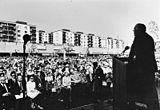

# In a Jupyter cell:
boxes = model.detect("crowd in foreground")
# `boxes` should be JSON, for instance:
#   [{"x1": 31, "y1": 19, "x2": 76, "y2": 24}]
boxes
[{"x1": 0, "y1": 55, "x2": 113, "y2": 110}]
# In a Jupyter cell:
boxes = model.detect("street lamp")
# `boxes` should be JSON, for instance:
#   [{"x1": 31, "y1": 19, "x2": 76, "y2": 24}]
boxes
[{"x1": 22, "y1": 34, "x2": 31, "y2": 98}]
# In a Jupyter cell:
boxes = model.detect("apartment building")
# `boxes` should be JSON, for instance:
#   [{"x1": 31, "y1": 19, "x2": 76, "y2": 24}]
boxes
[
  {"x1": 92, "y1": 35, "x2": 100, "y2": 48},
  {"x1": 87, "y1": 34, "x2": 94, "y2": 48},
  {"x1": 80, "y1": 33, "x2": 88, "y2": 47},
  {"x1": 0, "y1": 20, "x2": 16, "y2": 42},
  {"x1": 29, "y1": 25, "x2": 36, "y2": 43},
  {"x1": 36, "y1": 30, "x2": 49, "y2": 43},
  {"x1": 50, "y1": 29, "x2": 74, "y2": 45},
  {"x1": 101, "y1": 39, "x2": 107, "y2": 48},
  {"x1": 74, "y1": 32, "x2": 82, "y2": 46},
  {"x1": 49, "y1": 30, "x2": 63, "y2": 45},
  {"x1": 16, "y1": 21, "x2": 30, "y2": 42}
]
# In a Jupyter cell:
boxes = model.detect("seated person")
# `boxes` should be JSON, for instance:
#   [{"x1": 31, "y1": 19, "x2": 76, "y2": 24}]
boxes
[
  {"x1": 26, "y1": 75, "x2": 44, "y2": 109},
  {"x1": 10, "y1": 74, "x2": 26, "y2": 110},
  {"x1": 0, "y1": 73, "x2": 13, "y2": 110}
]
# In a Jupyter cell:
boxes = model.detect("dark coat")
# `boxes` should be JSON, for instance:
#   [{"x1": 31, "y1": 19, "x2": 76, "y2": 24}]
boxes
[
  {"x1": 128, "y1": 32, "x2": 158, "y2": 95},
  {"x1": 0, "y1": 83, "x2": 12, "y2": 109},
  {"x1": 8, "y1": 79, "x2": 26, "y2": 96}
]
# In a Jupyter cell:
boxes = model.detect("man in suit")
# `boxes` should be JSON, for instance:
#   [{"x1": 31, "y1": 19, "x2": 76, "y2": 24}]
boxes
[
  {"x1": 128, "y1": 23, "x2": 159, "y2": 110},
  {"x1": 10, "y1": 74, "x2": 26, "y2": 110},
  {"x1": 0, "y1": 73, "x2": 12, "y2": 110}
]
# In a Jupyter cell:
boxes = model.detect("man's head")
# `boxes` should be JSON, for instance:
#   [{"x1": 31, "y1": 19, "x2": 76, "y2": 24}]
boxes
[
  {"x1": 134, "y1": 23, "x2": 146, "y2": 36},
  {"x1": 17, "y1": 74, "x2": 22, "y2": 82},
  {"x1": 10, "y1": 71, "x2": 16, "y2": 79}
]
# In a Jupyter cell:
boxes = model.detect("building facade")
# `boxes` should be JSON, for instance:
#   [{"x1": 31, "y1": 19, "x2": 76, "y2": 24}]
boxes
[
  {"x1": 50, "y1": 29, "x2": 75, "y2": 46},
  {"x1": 101, "y1": 39, "x2": 107, "y2": 48},
  {"x1": 0, "y1": 20, "x2": 16, "y2": 42},
  {"x1": 36, "y1": 30, "x2": 49, "y2": 44},
  {"x1": 0, "y1": 20, "x2": 36, "y2": 43},
  {"x1": 87, "y1": 34, "x2": 94, "y2": 48},
  {"x1": 92, "y1": 35, "x2": 100, "y2": 48},
  {"x1": 16, "y1": 21, "x2": 30, "y2": 42},
  {"x1": 74, "y1": 32, "x2": 82, "y2": 46},
  {"x1": 80, "y1": 33, "x2": 88, "y2": 47},
  {"x1": 29, "y1": 25, "x2": 36, "y2": 43}
]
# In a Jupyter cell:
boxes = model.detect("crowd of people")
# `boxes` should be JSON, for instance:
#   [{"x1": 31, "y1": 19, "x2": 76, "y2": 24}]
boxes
[{"x1": 0, "y1": 55, "x2": 113, "y2": 110}]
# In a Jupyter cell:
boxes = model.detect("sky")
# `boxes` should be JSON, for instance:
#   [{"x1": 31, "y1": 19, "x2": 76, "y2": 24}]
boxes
[{"x1": 0, "y1": 0, "x2": 160, "y2": 45}]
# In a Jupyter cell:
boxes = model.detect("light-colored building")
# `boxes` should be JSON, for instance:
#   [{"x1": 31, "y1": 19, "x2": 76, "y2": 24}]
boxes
[
  {"x1": 50, "y1": 29, "x2": 75, "y2": 45},
  {"x1": 107, "y1": 37, "x2": 113, "y2": 49},
  {"x1": 16, "y1": 21, "x2": 30, "y2": 42},
  {"x1": 92, "y1": 35, "x2": 99, "y2": 48},
  {"x1": 101, "y1": 39, "x2": 107, "y2": 48},
  {"x1": 80, "y1": 33, "x2": 88, "y2": 47},
  {"x1": 65, "y1": 30, "x2": 74, "y2": 46},
  {"x1": 50, "y1": 30, "x2": 63, "y2": 45}
]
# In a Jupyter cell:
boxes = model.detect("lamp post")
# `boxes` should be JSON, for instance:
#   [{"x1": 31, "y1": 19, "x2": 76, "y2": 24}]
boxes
[{"x1": 23, "y1": 34, "x2": 31, "y2": 98}]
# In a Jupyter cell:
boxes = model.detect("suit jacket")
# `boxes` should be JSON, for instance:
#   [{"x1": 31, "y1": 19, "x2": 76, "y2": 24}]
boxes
[
  {"x1": 0, "y1": 83, "x2": 11, "y2": 103},
  {"x1": 8, "y1": 79, "x2": 26, "y2": 96}
]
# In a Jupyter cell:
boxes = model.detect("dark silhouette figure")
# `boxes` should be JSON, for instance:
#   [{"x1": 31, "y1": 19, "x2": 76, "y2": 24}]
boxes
[
  {"x1": 127, "y1": 23, "x2": 159, "y2": 110},
  {"x1": 92, "y1": 62, "x2": 105, "y2": 102}
]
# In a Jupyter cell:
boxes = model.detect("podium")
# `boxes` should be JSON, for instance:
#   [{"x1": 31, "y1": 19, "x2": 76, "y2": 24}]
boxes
[{"x1": 112, "y1": 56, "x2": 128, "y2": 110}]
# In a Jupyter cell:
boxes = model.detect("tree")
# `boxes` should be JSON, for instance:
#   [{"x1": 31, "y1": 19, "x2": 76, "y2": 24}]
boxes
[{"x1": 148, "y1": 21, "x2": 159, "y2": 41}]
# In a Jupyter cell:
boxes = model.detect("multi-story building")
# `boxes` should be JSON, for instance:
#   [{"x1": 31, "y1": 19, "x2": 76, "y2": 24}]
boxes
[
  {"x1": 36, "y1": 30, "x2": 49, "y2": 43},
  {"x1": 49, "y1": 30, "x2": 63, "y2": 45},
  {"x1": 16, "y1": 21, "x2": 36, "y2": 43},
  {"x1": 74, "y1": 32, "x2": 82, "y2": 46},
  {"x1": 87, "y1": 34, "x2": 94, "y2": 48},
  {"x1": 16, "y1": 21, "x2": 30, "y2": 42},
  {"x1": 107, "y1": 37, "x2": 113, "y2": 49},
  {"x1": 80, "y1": 33, "x2": 88, "y2": 47},
  {"x1": 48, "y1": 32, "x2": 54, "y2": 44},
  {"x1": 29, "y1": 25, "x2": 36, "y2": 43},
  {"x1": 44, "y1": 33, "x2": 49, "y2": 43},
  {"x1": 101, "y1": 39, "x2": 107, "y2": 48},
  {"x1": 0, "y1": 20, "x2": 16, "y2": 42},
  {"x1": 62, "y1": 29, "x2": 74, "y2": 45},
  {"x1": 50, "y1": 29, "x2": 74, "y2": 46},
  {"x1": 0, "y1": 20, "x2": 36, "y2": 43},
  {"x1": 92, "y1": 35, "x2": 99, "y2": 48},
  {"x1": 112, "y1": 39, "x2": 118, "y2": 49}
]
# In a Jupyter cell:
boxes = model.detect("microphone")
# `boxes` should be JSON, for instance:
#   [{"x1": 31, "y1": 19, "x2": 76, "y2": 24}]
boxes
[{"x1": 121, "y1": 46, "x2": 130, "y2": 55}]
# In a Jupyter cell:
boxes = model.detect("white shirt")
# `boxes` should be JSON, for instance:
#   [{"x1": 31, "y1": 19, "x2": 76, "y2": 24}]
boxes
[
  {"x1": 26, "y1": 81, "x2": 40, "y2": 99},
  {"x1": 62, "y1": 76, "x2": 71, "y2": 88}
]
